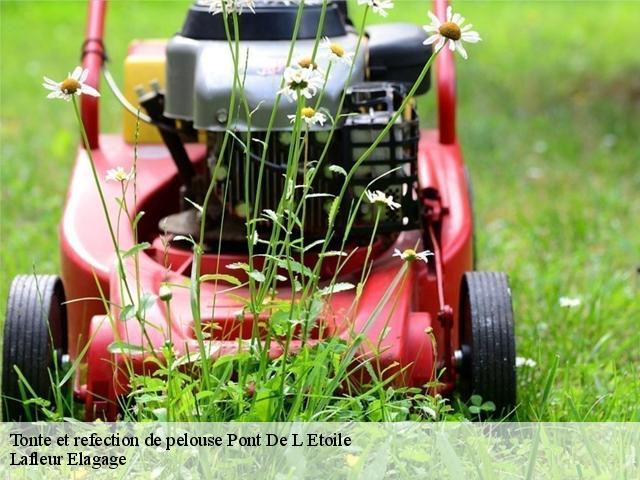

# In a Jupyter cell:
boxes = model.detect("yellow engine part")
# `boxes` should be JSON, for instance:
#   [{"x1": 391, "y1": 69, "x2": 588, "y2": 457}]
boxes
[{"x1": 122, "y1": 40, "x2": 167, "y2": 144}]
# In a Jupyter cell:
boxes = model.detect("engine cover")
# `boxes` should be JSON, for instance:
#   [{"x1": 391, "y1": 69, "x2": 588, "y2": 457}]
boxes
[{"x1": 165, "y1": 20, "x2": 365, "y2": 131}]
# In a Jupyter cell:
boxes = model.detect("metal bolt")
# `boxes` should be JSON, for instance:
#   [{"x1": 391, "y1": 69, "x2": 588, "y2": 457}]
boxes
[
  {"x1": 134, "y1": 85, "x2": 146, "y2": 98},
  {"x1": 454, "y1": 349, "x2": 464, "y2": 368},
  {"x1": 216, "y1": 109, "x2": 228, "y2": 124},
  {"x1": 150, "y1": 79, "x2": 161, "y2": 92}
]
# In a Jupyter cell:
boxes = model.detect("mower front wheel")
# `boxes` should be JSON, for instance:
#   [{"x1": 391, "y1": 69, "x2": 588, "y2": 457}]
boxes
[
  {"x1": 2, "y1": 275, "x2": 68, "y2": 420},
  {"x1": 457, "y1": 271, "x2": 516, "y2": 415}
]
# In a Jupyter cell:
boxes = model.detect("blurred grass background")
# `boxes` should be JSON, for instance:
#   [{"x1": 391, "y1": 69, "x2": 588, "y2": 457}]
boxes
[{"x1": 1, "y1": 1, "x2": 638, "y2": 420}]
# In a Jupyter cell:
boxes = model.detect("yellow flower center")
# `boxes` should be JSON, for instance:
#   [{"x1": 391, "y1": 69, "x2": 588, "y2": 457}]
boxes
[
  {"x1": 329, "y1": 43, "x2": 345, "y2": 58},
  {"x1": 60, "y1": 78, "x2": 81, "y2": 94},
  {"x1": 301, "y1": 107, "x2": 316, "y2": 119},
  {"x1": 298, "y1": 56, "x2": 318, "y2": 70},
  {"x1": 439, "y1": 22, "x2": 462, "y2": 41},
  {"x1": 402, "y1": 249, "x2": 417, "y2": 261}
]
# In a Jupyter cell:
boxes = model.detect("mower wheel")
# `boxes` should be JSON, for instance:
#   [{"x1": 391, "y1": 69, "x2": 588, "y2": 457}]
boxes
[
  {"x1": 2, "y1": 275, "x2": 67, "y2": 421},
  {"x1": 458, "y1": 271, "x2": 516, "y2": 415}
]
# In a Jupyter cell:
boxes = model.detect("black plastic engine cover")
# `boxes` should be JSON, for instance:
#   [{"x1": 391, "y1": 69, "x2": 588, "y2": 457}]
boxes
[{"x1": 366, "y1": 23, "x2": 432, "y2": 95}]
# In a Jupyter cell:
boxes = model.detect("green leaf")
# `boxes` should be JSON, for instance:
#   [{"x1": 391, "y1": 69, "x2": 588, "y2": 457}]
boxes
[
  {"x1": 132, "y1": 211, "x2": 145, "y2": 230},
  {"x1": 121, "y1": 242, "x2": 151, "y2": 259},
  {"x1": 248, "y1": 270, "x2": 266, "y2": 283},
  {"x1": 107, "y1": 341, "x2": 146, "y2": 355},
  {"x1": 470, "y1": 394, "x2": 482, "y2": 406},
  {"x1": 265, "y1": 255, "x2": 315, "y2": 279},
  {"x1": 318, "y1": 282, "x2": 355, "y2": 296},
  {"x1": 269, "y1": 309, "x2": 294, "y2": 337},
  {"x1": 153, "y1": 408, "x2": 168, "y2": 422},
  {"x1": 172, "y1": 235, "x2": 195, "y2": 245},
  {"x1": 328, "y1": 165, "x2": 347, "y2": 177},
  {"x1": 481, "y1": 401, "x2": 496, "y2": 412},
  {"x1": 253, "y1": 388, "x2": 273, "y2": 422},
  {"x1": 328, "y1": 197, "x2": 339, "y2": 221},
  {"x1": 138, "y1": 293, "x2": 158, "y2": 317},
  {"x1": 305, "y1": 193, "x2": 335, "y2": 199},
  {"x1": 226, "y1": 262, "x2": 250, "y2": 271},
  {"x1": 120, "y1": 304, "x2": 136, "y2": 321},
  {"x1": 200, "y1": 274, "x2": 242, "y2": 286},
  {"x1": 184, "y1": 197, "x2": 203, "y2": 213},
  {"x1": 468, "y1": 405, "x2": 481, "y2": 415},
  {"x1": 303, "y1": 239, "x2": 325, "y2": 252},
  {"x1": 195, "y1": 391, "x2": 215, "y2": 401}
]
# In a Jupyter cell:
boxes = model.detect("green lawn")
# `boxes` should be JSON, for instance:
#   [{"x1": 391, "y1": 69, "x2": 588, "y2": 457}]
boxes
[{"x1": 1, "y1": 1, "x2": 638, "y2": 420}]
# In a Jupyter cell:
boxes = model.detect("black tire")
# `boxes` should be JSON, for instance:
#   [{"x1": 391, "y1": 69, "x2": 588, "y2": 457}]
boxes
[
  {"x1": 458, "y1": 271, "x2": 516, "y2": 414},
  {"x1": 2, "y1": 275, "x2": 67, "y2": 420}
]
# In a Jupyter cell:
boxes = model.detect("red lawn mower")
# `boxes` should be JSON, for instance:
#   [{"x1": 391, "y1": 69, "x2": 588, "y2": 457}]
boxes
[{"x1": 2, "y1": 0, "x2": 516, "y2": 420}]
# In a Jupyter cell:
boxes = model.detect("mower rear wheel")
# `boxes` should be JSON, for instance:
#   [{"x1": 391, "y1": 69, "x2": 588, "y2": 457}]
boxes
[
  {"x1": 2, "y1": 275, "x2": 67, "y2": 420},
  {"x1": 458, "y1": 271, "x2": 516, "y2": 415}
]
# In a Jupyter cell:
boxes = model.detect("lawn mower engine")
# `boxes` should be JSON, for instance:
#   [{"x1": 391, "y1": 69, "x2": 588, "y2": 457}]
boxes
[
  {"x1": 155, "y1": 1, "x2": 428, "y2": 246},
  {"x1": 1, "y1": 0, "x2": 517, "y2": 421}
]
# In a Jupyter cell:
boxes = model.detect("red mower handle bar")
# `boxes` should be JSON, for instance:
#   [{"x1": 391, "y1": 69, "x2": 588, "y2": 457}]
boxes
[
  {"x1": 79, "y1": 0, "x2": 456, "y2": 149},
  {"x1": 434, "y1": 0, "x2": 457, "y2": 144},
  {"x1": 81, "y1": 0, "x2": 107, "y2": 150}
]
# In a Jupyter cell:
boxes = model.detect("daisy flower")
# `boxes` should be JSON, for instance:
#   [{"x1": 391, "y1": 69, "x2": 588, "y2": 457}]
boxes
[
  {"x1": 357, "y1": 0, "x2": 394, "y2": 18},
  {"x1": 42, "y1": 66, "x2": 100, "y2": 101},
  {"x1": 515, "y1": 357, "x2": 537, "y2": 368},
  {"x1": 559, "y1": 296, "x2": 581, "y2": 308},
  {"x1": 365, "y1": 190, "x2": 400, "y2": 210},
  {"x1": 296, "y1": 55, "x2": 320, "y2": 71},
  {"x1": 158, "y1": 284, "x2": 173, "y2": 302},
  {"x1": 201, "y1": 0, "x2": 255, "y2": 15},
  {"x1": 288, "y1": 107, "x2": 327, "y2": 126},
  {"x1": 278, "y1": 65, "x2": 324, "y2": 102},
  {"x1": 423, "y1": 6, "x2": 481, "y2": 59},
  {"x1": 105, "y1": 166, "x2": 133, "y2": 183},
  {"x1": 322, "y1": 37, "x2": 353, "y2": 66},
  {"x1": 393, "y1": 248, "x2": 433, "y2": 264}
]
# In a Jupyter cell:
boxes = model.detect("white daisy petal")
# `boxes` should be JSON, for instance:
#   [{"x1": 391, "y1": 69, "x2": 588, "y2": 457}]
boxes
[
  {"x1": 80, "y1": 84, "x2": 100, "y2": 97},
  {"x1": 462, "y1": 31, "x2": 482, "y2": 43},
  {"x1": 79, "y1": 68, "x2": 89, "y2": 83},
  {"x1": 365, "y1": 190, "x2": 401, "y2": 210},
  {"x1": 71, "y1": 66, "x2": 83, "y2": 80},
  {"x1": 358, "y1": 0, "x2": 394, "y2": 18},
  {"x1": 427, "y1": 11, "x2": 440, "y2": 25},
  {"x1": 455, "y1": 41, "x2": 468, "y2": 60},
  {"x1": 423, "y1": 33, "x2": 440, "y2": 45}
]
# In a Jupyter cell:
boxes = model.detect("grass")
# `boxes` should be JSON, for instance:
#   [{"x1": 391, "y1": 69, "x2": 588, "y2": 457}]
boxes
[{"x1": 1, "y1": 1, "x2": 639, "y2": 421}]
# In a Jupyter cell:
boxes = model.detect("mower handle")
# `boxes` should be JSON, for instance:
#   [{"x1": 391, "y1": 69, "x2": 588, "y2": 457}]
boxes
[
  {"x1": 81, "y1": 0, "x2": 107, "y2": 150},
  {"x1": 79, "y1": 0, "x2": 456, "y2": 148},
  {"x1": 434, "y1": 0, "x2": 457, "y2": 144}
]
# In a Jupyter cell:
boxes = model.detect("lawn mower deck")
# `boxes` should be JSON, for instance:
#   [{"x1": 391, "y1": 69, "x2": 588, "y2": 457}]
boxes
[{"x1": 2, "y1": 0, "x2": 516, "y2": 421}]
